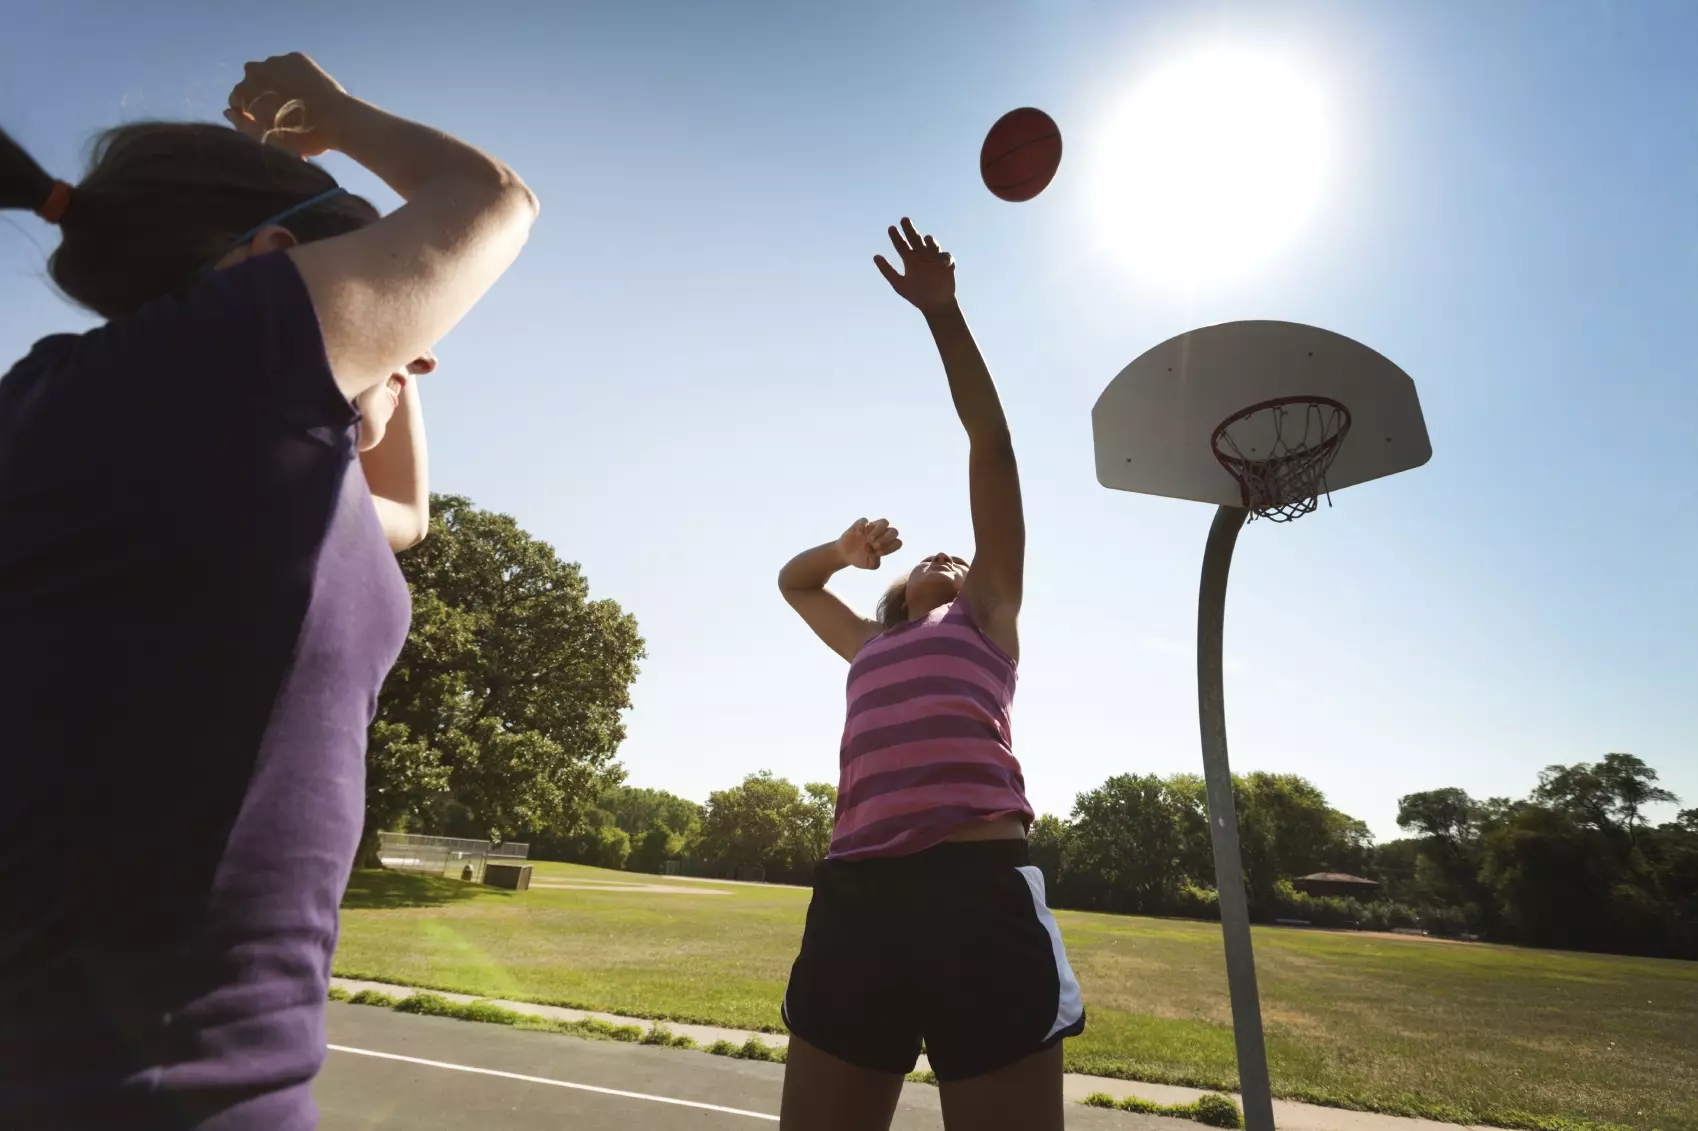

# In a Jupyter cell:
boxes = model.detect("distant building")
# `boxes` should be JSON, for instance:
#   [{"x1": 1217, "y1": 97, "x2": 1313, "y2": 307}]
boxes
[{"x1": 1294, "y1": 872, "x2": 1380, "y2": 901}]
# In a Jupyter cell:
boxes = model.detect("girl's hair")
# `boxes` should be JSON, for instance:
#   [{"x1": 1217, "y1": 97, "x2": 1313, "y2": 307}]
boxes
[
  {"x1": 876, "y1": 576, "x2": 910, "y2": 628},
  {"x1": 1, "y1": 122, "x2": 377, "y2": 320}
]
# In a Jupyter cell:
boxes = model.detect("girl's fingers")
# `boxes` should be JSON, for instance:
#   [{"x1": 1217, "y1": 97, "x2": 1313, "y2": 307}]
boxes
[
  {"x1": 874, "y1": 255, "x2": 903, "y2": 287},
  {"x1": 887, "y1": 225, "x2": 911, "y2": 258}
]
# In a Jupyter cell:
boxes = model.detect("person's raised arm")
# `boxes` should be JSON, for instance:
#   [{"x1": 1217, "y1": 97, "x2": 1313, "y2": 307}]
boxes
[
  {"x1": 223, "y1": 52, "x2": 539, "y2": 403},
  {"x1": 874, "y1": 219, "x2": 1023, "y2": 658},
  {"x1": 779, "y1": 519, "x2": 901, "y2": 663}
]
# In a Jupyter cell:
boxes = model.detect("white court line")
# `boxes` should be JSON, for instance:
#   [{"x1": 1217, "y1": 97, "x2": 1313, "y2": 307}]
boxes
[{"x1": 327, "y1": 1044, "x2": 779, "y2": 1122}]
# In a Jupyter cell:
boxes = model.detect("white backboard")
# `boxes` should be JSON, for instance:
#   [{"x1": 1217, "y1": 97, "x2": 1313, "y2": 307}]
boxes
[{"x1": 1093, "y1": 320, "x2": 1431, "y2": 507}]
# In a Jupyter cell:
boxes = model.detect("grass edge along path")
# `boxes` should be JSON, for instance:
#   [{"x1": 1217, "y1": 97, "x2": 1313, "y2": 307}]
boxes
[
  {"x1": 325, "y1": 973, "x2": 1654, "y2": 1131},
  {"x1": 327, "y1": 986, "x2": 1246, "y2": 1127}
]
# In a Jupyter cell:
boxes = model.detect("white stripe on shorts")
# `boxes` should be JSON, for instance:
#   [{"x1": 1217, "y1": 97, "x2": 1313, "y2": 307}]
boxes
[{"x1": 1015, "y1": 865, "x2": 1084, "y2": 1041}]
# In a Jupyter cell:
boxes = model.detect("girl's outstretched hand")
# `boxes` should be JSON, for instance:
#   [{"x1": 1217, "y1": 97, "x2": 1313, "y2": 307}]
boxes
[
  {"x1": 836, "y1": 518, "x2": 902, "y2": 570},
  {"x1": 225, "y1": 52, "x2": 354, "y2": 157},
  {"x1": 874, "y1": 218, "x2": 956, "y2": 315}
]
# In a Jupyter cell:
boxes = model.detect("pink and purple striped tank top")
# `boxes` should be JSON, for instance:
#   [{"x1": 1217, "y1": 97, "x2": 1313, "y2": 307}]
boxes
[{"x1": 830, "y1": 598, "x2": 1034, "y2": 860}]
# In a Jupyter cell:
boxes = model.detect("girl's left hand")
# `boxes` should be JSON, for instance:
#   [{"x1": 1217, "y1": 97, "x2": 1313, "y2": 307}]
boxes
[{"x1": 874, "y1": 218, "x2": 956, "y2": 315}]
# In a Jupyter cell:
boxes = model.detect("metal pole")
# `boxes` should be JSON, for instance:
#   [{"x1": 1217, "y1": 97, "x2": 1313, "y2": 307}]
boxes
[{"x1": 1197, "y1": 504, "x2": 1275, "y2": 1131}]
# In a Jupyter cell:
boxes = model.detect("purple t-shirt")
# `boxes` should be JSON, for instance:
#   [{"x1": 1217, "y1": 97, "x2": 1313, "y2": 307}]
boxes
[{"x1": 0, "y1": 253, "x2": 411, "y2": 1129}]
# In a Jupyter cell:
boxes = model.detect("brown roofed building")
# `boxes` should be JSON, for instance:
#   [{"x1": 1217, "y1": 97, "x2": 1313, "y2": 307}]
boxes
[{"x1": 1293, "y1": 872, "x2": 1380, "y2": 901}]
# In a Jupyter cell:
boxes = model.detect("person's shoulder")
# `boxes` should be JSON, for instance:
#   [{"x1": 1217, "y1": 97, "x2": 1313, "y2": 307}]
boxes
[
  {"x1": 124, "y1": 251, "x2": 320, "y2": 343},
  {"x1": 2, "y1": 333, "x2": 80, "y2": 383},
  {"x1": 946, "y1": 597, "x2": 1018, "y2": 667},
  {"x1": 38, "y1": 254, "x2": 343, "y2": 429},
  {"x1": 1, "y1": 334, "x2": 83, "y2": 424}
]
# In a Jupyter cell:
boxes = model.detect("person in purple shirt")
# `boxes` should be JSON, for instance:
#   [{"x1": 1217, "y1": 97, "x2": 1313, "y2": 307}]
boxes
[{"x1": 0, "y1": 52, "x2": 537, "y2": 1130}]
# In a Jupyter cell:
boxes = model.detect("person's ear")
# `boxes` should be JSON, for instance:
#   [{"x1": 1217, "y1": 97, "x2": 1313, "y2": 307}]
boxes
[{"x1": 213, "y1": 224, "x2": 300, "y2": 269}]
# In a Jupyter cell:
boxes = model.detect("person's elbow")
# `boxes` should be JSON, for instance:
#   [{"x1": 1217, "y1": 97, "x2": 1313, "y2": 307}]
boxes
[
  {"x1": 393, "y1": 517, "x2": 428, "y2": 553},
  {"x1": 504, "y1": 170, "x2": 540, "y2": 222},
  {"x1": 486, "y1": 167, "x2": 540, "y2": 228},
  {"x1": 378, "y1": 500, "x2": 430, "y2": 553},
  {"x1": 969, "y1": 423, "x2": 1015, "y2": 456}
]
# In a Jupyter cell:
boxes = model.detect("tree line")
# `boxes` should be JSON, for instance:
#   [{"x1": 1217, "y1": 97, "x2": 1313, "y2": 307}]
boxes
[
  {"x1": 1385, "y1": 754, "x2": 1696, "y2": 956},
  {"x1": 365, "y1": 496, "x2": 1694, "y2": 959},
  {"x1": 529, "y1": 772, "x2": 837, "y2": 886},
  {"x1": 1028, "y1": 753, "x2": 1695, "y2": 959}
]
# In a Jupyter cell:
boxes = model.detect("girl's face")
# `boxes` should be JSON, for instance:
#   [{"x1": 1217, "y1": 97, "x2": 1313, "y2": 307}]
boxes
[{"x1": 906, "y1": 552, "x2": 970, "y2": 611}]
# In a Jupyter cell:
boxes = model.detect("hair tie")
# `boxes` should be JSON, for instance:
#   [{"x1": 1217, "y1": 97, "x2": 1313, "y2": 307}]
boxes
[{"x1": 37, "y1": 180, "x2": 72, "y2": 225}]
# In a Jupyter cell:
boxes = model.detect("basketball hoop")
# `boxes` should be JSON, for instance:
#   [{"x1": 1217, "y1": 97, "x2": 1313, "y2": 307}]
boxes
[
  {"x1": 1095, "y1": 323, "x2": 1430, "y2": 1131},
  {"x1": 1211, "y1": 396, "x2": 1351, "y2": 522}
]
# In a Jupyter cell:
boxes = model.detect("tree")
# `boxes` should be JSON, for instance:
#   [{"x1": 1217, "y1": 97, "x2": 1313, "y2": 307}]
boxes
[
  {"x1": 599, "y1": 785, "x2": 703, "y2": 874},
  {"x1": 1027, "y1": 815, "x2": 1072, "y2": 895},
  {"x1": 362, "y1": 494, "x2": 645, "y2": 858},
  {"x1": 688, "y1": 773, "x2": 838, "y2": 883},
  {"x1": 1397, "y1": 787, "x2": 1479, "y2": 843},
  {"x1": 1533, "y1": 764, "x2": 1618, "y2": 835},
  {"x1": 531, "y1": 807, "x2": 632, "y2": 870},
  {"x1": 1596, "y1": 753, "x2": 1679, "y2": 845},
  {"x1": 1065, "y1": 774, "x2": 1190, "y2": 914},
  {"x1": 1368, "y1": 837, "x2": 1424, "y2": 893},
  {"x1": 600, "y1": 786, "x2": 703, "y2": 843},
  {"x1": 1234, "y1": 773, "x2": 1356, "y2": 907},
  {"x1": 627, "y1": 824, "x2": 685, "y2": 875},
  {"x1": 1478, "y1": 801, "x2": 1619, "y2": 951},
  {"x1": 1395, "y1": 786, "x2": 1486, "y2": 914},
  {"x1": 1536, "y1": 753, "x2": 1681, "y2": 869},
  {"x1": 791, "y1": 783, "x2": 838, "y2": 873},
  {"x1": 1325, "y1": 810, "x2": 1375, "y2": 876}
]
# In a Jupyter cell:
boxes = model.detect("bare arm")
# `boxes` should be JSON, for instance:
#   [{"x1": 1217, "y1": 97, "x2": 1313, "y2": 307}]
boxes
[
  {"x1": 359, "y1": 377, "x2": 428, "y2": 552},
  {"x1": 779, "y1": 520, "x2": 901, "y2": 663},
  {"x1": 875, "y1": 220, "x2": 1024, "y2": 656},
  {"x1": 225, "y1": 53, "x2": 538, "y2": 402}
]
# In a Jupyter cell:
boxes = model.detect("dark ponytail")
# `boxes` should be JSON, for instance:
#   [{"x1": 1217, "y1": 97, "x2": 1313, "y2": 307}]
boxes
[
  {"x1": 0, "y1": 128, "x2": 58, "y2": 217},
  {"x1": 877, "y1": 576, "x2": 911, "y2": 628},
  {"x1": 1, "y1": 122, "x2": 377, "y2": 320}
]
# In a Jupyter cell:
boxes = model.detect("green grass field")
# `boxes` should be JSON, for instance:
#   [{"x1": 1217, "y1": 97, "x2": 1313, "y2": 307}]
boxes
[{"x1": 336, "y1": 861, "x2": 1698, "y2": 1131}]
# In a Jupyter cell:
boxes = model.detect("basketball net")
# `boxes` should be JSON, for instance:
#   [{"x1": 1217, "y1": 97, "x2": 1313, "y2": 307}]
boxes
[{"x1": 1211, "y1": 397, "x2": 1352, "y2": 522}]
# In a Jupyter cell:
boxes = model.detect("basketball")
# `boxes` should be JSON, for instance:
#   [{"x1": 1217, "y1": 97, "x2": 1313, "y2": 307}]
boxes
[{"x1": 980, "y1": 107, "x2": 1063, "y2": 202}]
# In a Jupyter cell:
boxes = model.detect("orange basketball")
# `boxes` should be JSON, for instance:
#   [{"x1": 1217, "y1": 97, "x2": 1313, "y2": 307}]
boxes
[{"x1": 980, "y1": 107, "x2": 1062, "y2": 202}]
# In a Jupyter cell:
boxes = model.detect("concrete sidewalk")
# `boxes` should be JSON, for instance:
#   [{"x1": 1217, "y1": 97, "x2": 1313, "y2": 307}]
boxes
[{"x1": 329, "y1": 977, "x2": 1485, "y2": 1131}]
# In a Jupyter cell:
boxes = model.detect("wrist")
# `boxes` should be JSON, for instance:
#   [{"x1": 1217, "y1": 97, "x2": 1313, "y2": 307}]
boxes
[
  {"x1": 921, "y1": 297, "x2": 964, "y2": 325},
  {"x1": 317, "y1": 94, "x2": 377, "y2": 153}
]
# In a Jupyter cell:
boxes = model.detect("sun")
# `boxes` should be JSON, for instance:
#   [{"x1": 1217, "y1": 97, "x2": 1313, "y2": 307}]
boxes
[{"x1": 1094, "y1": 48, "x2": 1331, "y2": 284}]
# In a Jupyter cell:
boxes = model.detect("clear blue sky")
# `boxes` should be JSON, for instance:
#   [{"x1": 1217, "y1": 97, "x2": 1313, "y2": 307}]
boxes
[{"x1": 4, "y1": 0, "x2": 1693, "y2": 841}]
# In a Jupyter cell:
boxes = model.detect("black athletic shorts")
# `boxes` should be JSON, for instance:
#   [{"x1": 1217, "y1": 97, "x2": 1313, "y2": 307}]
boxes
[{"x1": 781, "y1": 838, "x2": 1085, "y2": 1082}]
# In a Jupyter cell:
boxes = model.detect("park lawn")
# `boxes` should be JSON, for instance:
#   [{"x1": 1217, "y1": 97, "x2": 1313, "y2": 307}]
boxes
[{"x1": 336, "y1": 862, "x2": 1698, "y2": 1131}]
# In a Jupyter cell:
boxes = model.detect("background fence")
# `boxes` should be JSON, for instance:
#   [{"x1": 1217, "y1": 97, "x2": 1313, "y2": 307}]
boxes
[{"x1": 377, "y1": 832, "x2": 530, "y2": 883}]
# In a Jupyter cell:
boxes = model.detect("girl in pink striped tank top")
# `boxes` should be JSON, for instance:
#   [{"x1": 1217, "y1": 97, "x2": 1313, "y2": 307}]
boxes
[{"x1": 775, "y1": 219, "x2": 1083, "y2": 1131}]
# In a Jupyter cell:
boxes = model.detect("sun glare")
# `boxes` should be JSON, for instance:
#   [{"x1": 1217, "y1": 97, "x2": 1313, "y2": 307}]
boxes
[{"x1": 1095, "y1": 48, "x2": 1331, "y2": 283}]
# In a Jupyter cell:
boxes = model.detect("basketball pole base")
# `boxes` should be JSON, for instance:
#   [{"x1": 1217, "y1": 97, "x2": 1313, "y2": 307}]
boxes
[{"x1": 1198, "y1": 504, "x2": 1276, "y2": 1131}]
